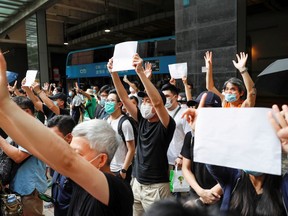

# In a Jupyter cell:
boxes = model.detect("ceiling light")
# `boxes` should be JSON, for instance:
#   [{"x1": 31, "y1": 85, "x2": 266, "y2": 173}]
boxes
[{"x1": 104, "y1": 29, "x2": 111, "y2": 33}]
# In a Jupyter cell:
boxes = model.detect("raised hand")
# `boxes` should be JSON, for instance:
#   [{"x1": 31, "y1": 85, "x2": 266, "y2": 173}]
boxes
[
  {"x1": 169, "y1": 77, "x2": 176, "y2": 86},
  {"x1": 107, "y1": 58, "x2": 113, "y2": 74},
  {"x1": 144, "y1": 62, "x2": 152, "y2": 79},
  {"x1": 269, "y1": 105, "x2": 288, "y2": 153},
  {"x1": 42, "y1": 82, "x2": 49, "y2": 91},
  {"x1": 123, "y1": 75, "x2": 129, "y2": 83},
  {"x1": 232, "y1": 52, "x2": 248, "y2": 72},
  {"x1": 132, "y1": 54, "x2": 144, "y2": 74},
  {"x1": 204, "y1": 51, "x2": 212, "y2": 69},
  {"x1": 8, "y1": 80, "x2": 17, "y2": 93},
  {"x1": 181, "y1": 93, "x2": 207, "y2": 131}
]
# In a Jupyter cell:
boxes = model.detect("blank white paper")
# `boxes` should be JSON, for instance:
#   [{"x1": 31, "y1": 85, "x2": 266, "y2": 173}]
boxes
[
  {"x1": 24, "y1": 70, "x2": 38, "y2": 86},
  {"x1": 194, "y1": 108, "x2": 281, "y2": 175},
  {"x1": 112, "y1": 41, "x2": 138, "y2": 72},
  {"x1": 168, "y1": 63, "x2": 187, "y2": 79}
]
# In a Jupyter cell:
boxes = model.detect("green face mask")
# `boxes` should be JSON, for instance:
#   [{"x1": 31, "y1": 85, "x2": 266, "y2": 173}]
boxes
[{"x1": 104, "y1": 101, "x2": 116, "y2": 115}]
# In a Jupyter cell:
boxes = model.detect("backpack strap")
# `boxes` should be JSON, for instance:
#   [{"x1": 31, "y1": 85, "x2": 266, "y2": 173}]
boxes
[
  {"x1": 172, "y1": 105, "x2": 181, "y2": 119},
  {"x1": 117, "y1": 115, "x2": 128, "y2": 144}
]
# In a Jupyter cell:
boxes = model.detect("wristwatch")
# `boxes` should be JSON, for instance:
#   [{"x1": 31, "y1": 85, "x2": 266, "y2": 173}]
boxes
[{"x1": 121, "y1": 169, "x2": 127, "y2": 174}]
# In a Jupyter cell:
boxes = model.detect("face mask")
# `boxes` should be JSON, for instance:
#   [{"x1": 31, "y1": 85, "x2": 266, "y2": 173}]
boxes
[
  {"x1": 243, "y1": 170, "x2": 263, "y2": 177},
  {"x1": 129, "y1": 87, "x2": 135, "y2": 94},
  {"x1": 93, "y1": 90, "x2": 97, "y2": 94},
  {"x1": 104, "y1": 101, "x2": 116, "y2": 115},
  {"x1": 225, "y1": 93, "x2": 237, "y2": 103},
  {"x1": 53, "y1": 101, "x2": 58, "y2": 106},
  {"x1": 68, "y1": 92, "x2": 73, "y2": 97},
  {"x1": 88, "y1": 154, "x2": 103, "y2": 169},
  {"x1": 165, "y1": 97, "x2": 173, "y2": 109},
  {"x1": 140, "y1": 104, "x2": 155, "y2": 119},
  {"x1": 100, "y1": 97, "x2": 106, "y2": 106}
]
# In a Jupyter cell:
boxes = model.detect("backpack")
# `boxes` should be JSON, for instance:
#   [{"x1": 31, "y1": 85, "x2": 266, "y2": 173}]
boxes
[
  {"x1": 0, "y1": 138, "x2": 30, "y2": 186},
  {"x1": 117, "y1": 114, "x2": 138, "y2": 147}
]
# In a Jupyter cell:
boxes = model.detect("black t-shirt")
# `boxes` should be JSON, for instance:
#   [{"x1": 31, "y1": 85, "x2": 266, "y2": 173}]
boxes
[
  {"x1": 134, "y1": 110, "x2": 176, "y2": 184},
  {"x1": 181, "y1": 131, "x2": 217, "y2": 191},
  {"x1": 43, "y1": 104, "x2": 70, "y2": 121},
  {"x1": 67, "y1": 173, "x2": 133, "y2": 216}
]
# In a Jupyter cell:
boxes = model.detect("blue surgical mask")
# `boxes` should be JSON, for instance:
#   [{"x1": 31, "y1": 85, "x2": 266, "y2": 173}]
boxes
[
  {"x1": 225, "y1": 93, "x2": 237, "y2": 103},
  {"x1": 93, "y1": 90, "x2": 97, "y2": 94},
  {"x1": 104, "y1": 101, "x2": 116, "y2": 115},
  {"x1": 53, "y1": 101, "x2": 58, "y2": 106},
  {"x1": 68, "y1": 92, "x2": 73, "y2": 97},
  {"x1": 243, "y1": 170, "x2": 263, "y2": 177}
]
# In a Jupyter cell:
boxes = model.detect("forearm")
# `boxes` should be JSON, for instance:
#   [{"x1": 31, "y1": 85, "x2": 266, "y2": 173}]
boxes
[
  {"x1": 0, "y1": 137, "x2": 21, "y2": 163},
  {"x1": 184, "y1": 84, "x2": 192, "y2": 101},
  {"x1": 206, "y1": 65, "x2": 215, "y2": 91},
  {"x1": 122, "y1": 141, "x2": 135, "y2": 170},
  {"x1": 138, "y1": 71, "x2": 162, "y2": 106},
  {"x1": 111, "y1": 73, "x2": 129, "y2": 102},
  {"x1": 182, "y1": 165, "x2": 203, "y2": 196},
  {"x1": 211, "y1": 183, "x2": 223, "y2": 196}
]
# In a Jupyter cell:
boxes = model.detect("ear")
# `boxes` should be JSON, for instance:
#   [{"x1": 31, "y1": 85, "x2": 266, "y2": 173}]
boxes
[
  {"x1": 117, "y1": 101, "x2": 123, "y2": 108},
  {"x1": 98, "y1": 153, "x2": 108, "y2": 169},
  {"x1": 65, "y1": 133, "x2": 73, "y2": 144}
]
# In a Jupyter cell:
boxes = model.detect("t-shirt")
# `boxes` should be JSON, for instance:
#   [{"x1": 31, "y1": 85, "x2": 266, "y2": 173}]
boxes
[
  {"x1": 83, "y1": 95, "x2": 97, "y2": 119},
  {"x1": 43, "y1": 104, "x2": 70, "y2": 121},
  {"x1": 167, "y1": 105, "x2": 191, "y2": 165},
  {"x1": 67, "y1": 173, "x2": 133, "y2": 216},
  {"x1": 181, "y1": 131, "x2": 217, "y2": 191},
  {"x1": 107, "y1": 115, "x2": 134, "y2": 172},
  {"x1": 134, "y1": 110, "x2": 176, "y2": 184}
]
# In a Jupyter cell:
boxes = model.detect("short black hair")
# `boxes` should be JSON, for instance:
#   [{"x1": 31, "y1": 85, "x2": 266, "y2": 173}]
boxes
[
  {"x1": 99, "y1": 85, "x2": 111, "y2": 94},
  {"x1": 161, "y1": 83, "x2": 179, "y2": 95},
  {"x1": 12, "y1": 96, "x2": 35, "y2": 114},
  {"x1": 47, "y1": 115, "x2": 76, "y2": 136},
  {"x1": 129, "y1": 95, "x2": 139, "y2": 106}
]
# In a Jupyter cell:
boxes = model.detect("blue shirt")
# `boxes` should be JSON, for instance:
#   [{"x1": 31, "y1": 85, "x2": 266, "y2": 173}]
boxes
[{"x1": 10, "y1": 146, "x2": 47, "y2": 195}]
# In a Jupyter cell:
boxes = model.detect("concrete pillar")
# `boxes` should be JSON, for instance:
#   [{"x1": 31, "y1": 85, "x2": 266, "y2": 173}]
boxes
[
  {"x1": 25, "y1": 10, "x2": 49, "y2": 85},
  {"x1": 175, "y1": 0, "x2": 246, "y2": 96}
]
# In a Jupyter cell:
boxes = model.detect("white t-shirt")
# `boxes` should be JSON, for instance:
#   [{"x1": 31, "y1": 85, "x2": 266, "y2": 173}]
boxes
[
  {"x1": 107, "y1": 115, "x2": 135, "y2": 172},
  {"x1": 167, "y1": 105, "x2": 191, "y2": 165}
]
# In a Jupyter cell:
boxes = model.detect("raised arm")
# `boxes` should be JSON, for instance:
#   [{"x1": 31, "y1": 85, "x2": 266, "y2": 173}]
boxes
[
  {"x1": 133, "y1": 54, "x2": 170, "y2": 128},
  {"x1": 0, "y1": 51, "x2": 109, "y2": 205},
  {"x1": 182, "y1": 76, "x2": 192, "y2": 101},
  {"x1": 107, "y1": 58, "x2": 138, "y2": 121},
  {"x1": 269, "y1": 104, "x2": 288, "y2": 153},
  {"x1": 205, "y1": 51, "x2": 224, "y2": 102},
  {"x1": 232, "y1": 52, "x2": 256, "y2": 107},
  {"x1": 32, "y1": 82, "x2": 60, "y2": 115},
  {"x1": 123, "y1": 75, "x2": 139, "y2": 93},
  {"x1": 21, "y1": 81, "x2": 43, "y2": 112}
]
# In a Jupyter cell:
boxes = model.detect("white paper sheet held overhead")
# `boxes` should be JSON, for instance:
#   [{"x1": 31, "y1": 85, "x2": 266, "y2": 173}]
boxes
[
  {"x1": 23, "y1": 70, "x2": 38, "y2": 86},
  {"x1": 168, "y1": 63, "x2": 187, "y2": 79},
  {"x1": 194, "y1": 108, "x2": 281, "y2": 175},
  {"x1": 112, "y1": 41, "x2": 138, "y2": 72}
]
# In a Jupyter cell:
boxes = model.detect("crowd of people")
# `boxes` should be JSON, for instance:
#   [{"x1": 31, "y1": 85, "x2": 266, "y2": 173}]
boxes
[{"x1": 0, "y1": 49, "x2": 287, "y2": 216}]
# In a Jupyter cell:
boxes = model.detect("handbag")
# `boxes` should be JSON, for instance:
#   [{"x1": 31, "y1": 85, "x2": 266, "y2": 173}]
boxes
[
  {"x1": 169, "y1": 167, "x2": 190, "y2": 193},
  {"x1": 0, "y1": 181, "x2": 23, "y2": 216}
]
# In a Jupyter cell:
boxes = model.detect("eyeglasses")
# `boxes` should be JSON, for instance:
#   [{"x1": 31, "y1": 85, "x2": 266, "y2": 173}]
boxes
[{"x1": 106, "y1": 99, "x2": 117, "y2": 102}]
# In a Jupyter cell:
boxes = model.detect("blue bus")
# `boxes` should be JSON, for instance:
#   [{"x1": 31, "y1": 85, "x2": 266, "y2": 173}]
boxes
[{"x1": 65, "y1": 36, "x2": 176, "y2": 88}]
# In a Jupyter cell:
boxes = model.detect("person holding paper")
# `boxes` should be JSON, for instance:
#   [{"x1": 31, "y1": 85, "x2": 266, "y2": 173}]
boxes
[
  {"x1": 181, "y1": 98, "x2": 288, "y2": 216},
  {"x1": 205, "y1": 51, "x2": 256, "y2": 107},
  {"x1": 107, "y1": 54, "x2": 176, "y2": 216},
  {"x1": 0, "y1": 51, "x2": 133, "y2": 216},
  {"x1": 181, "y1": 91, "x2": 222, "y2": 212}
]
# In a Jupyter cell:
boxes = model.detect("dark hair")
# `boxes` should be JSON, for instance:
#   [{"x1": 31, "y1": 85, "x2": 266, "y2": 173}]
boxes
[
  {"x1": 144, "y1": 199, "x2": 208, "y2": 216},
  {"x1": 129, "y1": 95, "x2": 139, "y2": 106},
  {"x1": 12, "y1": 96, "x2": 35, "y2": 113},
  {"x1": 161, "y1": 83, "x2": 179, "y2": 95},
  {"x1": 230, "y1": 172, "x2": 284, "y2": 216},
  {"x1": 47, "y1": 115, "x2": 76, "y2": 136},
  {"x1": 99, "y1": 85, "x2": 111, "y2": 94},
  {"x1": 223, "y1": 78, "x2": 245, "y2": 95}
]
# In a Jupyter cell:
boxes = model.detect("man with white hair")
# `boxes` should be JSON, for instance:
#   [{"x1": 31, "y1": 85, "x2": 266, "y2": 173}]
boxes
[{"x1": 0, "y1": 51, "x2": 133, "y2": 216}]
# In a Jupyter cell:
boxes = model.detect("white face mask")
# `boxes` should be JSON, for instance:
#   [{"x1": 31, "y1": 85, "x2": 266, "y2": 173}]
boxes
[
  {"x1": 165, "y1": 97, "x2": 173, "y2": 109},
  {"x1": 140, "y1": 104, "x2": 155, "y2": 119}
]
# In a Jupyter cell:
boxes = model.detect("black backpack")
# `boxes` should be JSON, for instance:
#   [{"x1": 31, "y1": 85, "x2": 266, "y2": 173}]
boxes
[{"x1": 117, "y1": 114, "x2": 138, "y2": 147}]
